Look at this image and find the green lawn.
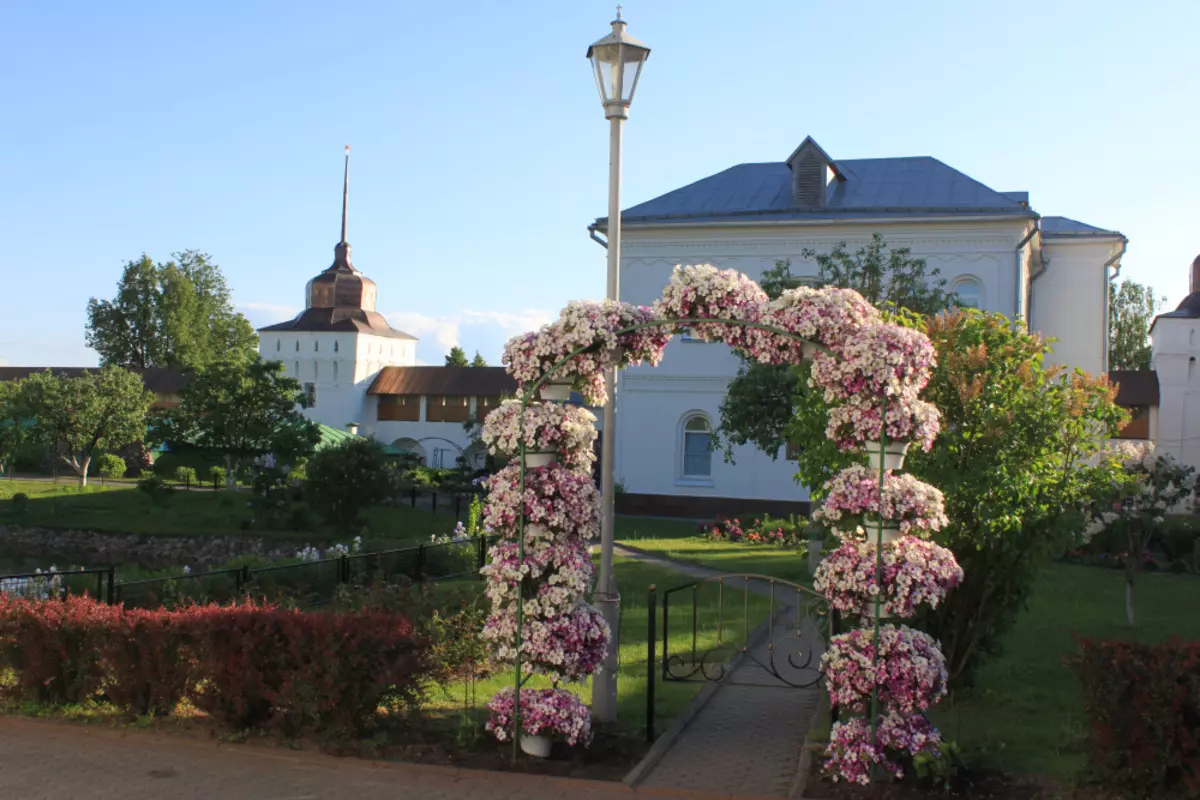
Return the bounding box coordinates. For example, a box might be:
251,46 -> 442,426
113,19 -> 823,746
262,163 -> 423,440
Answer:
428,555 -> 773,737
929,563 -> 1200,779
618,521 -> 812,585
0,479 -> 459,544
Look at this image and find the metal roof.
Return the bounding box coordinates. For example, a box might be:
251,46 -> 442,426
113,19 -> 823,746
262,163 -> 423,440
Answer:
0,366 -> 187,395
259,307 -> 416,340
1108,370 -> 1159,407
368,367 -> 517,396
596,156 -> 1039,228
1041,216 -> 1124,238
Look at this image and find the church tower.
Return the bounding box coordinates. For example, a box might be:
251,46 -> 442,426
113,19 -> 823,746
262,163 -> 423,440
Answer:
258,147 -> 417,431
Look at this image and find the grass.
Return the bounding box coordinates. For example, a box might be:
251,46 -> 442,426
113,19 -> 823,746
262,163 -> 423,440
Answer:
428,555 -> 773,737
929,562 -> 1200,780
0,479 -> 459,544
618,518 -> 813,585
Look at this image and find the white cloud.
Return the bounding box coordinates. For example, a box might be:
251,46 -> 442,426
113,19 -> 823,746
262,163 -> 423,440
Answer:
384,307 -> 554,361
0,357 -> 9,366
239,302 -> 300,326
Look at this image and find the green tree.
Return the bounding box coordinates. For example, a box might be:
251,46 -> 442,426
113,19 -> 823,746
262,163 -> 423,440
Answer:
86,250 -> 257,369
169,357 -> 320,490
1109,280 -> 1166,371
444,346 -> 470,367
718,235 -> 954,459
0,379 -> 32,478
23,366 -> 154,486
470,351 -> 488,367
306,437 -> 398,533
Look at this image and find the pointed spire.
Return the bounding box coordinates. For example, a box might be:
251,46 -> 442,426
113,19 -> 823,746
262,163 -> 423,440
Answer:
332,145 -> 353,271
341,144 -> 350,244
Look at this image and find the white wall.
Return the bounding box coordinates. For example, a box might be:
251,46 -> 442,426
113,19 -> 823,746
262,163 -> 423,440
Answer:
614,218 -> 1031,500
1032,237 -> 1122,376
1151,317 -> 1200,470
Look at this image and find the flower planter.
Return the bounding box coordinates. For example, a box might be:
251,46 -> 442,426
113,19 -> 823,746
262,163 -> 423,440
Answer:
864,440 -> 910,472
862,517 -> 902,546
524,452 -> 558,468
519,733 -> 552,758
539,382 -> 573,402
801,341 -> 822,360
524,522 -> 549,540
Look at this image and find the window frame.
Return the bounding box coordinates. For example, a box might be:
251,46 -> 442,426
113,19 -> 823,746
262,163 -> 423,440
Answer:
951,276 -> 984,309
678,412 -> 715,484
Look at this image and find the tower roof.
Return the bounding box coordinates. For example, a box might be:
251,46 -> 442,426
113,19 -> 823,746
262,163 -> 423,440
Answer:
259,147 -> 415,340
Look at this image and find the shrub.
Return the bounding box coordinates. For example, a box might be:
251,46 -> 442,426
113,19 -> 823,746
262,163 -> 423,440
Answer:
0,594 -> 120,705
307,438 -> 397,533
101,607 -> 194,717
10,492 -> 29,514
1070,636 -> 1200,798
137,474 -> 175,505
187,602 -> 430,736
173,466 -> 198,487
97,453 -> 127,481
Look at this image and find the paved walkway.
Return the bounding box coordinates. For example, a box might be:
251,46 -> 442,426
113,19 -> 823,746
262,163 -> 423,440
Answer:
0,718 -> 781,800
615,545 -> 826,799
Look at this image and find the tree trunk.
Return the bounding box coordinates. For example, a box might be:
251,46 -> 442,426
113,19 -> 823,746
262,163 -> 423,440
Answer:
79,456 -> 90,487
225,455 -> 238,492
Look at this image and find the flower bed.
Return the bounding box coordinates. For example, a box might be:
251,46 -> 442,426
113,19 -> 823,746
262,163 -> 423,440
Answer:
699,516 -> 806,547
813,466 -> 948,539
814,538 -> 962,618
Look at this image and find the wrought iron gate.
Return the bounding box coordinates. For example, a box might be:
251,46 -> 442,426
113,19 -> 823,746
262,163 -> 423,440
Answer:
644,573 -> 834,741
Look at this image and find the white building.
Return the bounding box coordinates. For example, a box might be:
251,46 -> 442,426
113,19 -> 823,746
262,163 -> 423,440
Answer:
594,137 -> 1129,516
1147,256 -> 1200,470
257,156 -> 526,470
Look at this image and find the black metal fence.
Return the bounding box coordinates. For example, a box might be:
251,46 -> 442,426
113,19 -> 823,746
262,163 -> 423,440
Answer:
0,535 -> 497,610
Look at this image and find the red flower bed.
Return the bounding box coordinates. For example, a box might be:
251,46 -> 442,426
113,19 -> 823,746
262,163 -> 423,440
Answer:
1069,636 -> 1200,798
0,595 -> 433,737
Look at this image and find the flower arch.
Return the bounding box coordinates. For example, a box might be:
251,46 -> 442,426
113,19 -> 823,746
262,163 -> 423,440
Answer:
478,265 -> 962,783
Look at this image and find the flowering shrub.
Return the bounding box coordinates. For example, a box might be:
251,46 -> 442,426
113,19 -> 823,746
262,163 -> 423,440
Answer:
481,602 -> 609,684
814,538 -> 962,619
826,398 -> 940,453
825,712 -> 942,785
486,687 -> 593,746
751,286 -> 881,364
813,466 -> 948,538
822,624 -> 948,715
482,462 -> 600,541
654,264 -> 767,350
296,535 -> 363,562
481,400 -> 598,474
0,593 -> 119,704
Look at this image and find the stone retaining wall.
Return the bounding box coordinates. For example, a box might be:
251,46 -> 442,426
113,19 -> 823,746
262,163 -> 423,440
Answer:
0,526 -> 298,570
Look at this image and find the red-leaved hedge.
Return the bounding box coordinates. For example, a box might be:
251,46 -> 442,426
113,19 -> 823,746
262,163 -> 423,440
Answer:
1070,636 -> 1200,798
0,595 -> 432,737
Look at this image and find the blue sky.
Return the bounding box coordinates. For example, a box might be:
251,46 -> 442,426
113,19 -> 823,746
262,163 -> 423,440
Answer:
1,1 -> 1197,367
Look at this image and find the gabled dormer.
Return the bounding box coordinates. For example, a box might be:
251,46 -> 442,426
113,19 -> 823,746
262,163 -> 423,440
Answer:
786,136 -> 843,208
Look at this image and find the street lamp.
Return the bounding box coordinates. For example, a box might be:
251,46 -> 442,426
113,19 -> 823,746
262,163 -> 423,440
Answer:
587,8 -> 650,724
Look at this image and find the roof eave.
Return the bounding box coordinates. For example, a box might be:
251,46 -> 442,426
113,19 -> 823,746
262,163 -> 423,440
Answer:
594,209 -> 1039,231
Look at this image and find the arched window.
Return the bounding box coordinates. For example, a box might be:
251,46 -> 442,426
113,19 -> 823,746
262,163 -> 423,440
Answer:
951,277 -> 983,309
681,415 -> 713,478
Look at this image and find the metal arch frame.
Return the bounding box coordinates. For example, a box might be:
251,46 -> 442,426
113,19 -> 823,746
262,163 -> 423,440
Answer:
507,316 -> 891,763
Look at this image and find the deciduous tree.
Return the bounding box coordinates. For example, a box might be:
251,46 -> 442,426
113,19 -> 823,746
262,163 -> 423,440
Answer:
86,251 -> 257,369
23,366 -> 154,486
169,357 -> 320,489
1109,280 -> 1165,371
0,379 -> 32,478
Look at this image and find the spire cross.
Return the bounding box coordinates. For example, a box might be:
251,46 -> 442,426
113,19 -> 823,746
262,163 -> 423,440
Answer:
341,145 -> 350,243
615,5 -> 623,20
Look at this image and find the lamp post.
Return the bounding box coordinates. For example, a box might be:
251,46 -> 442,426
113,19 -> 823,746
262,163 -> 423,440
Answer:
587,8 -> 650,724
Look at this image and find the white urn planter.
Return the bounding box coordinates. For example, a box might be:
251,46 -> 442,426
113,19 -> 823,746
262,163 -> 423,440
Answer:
864,440 -> 910,472
524,452 -> 558,468
524,523 -> 549,540
862,517 -> 902,546
520,734 -> 552,758
539,381 -> 572,402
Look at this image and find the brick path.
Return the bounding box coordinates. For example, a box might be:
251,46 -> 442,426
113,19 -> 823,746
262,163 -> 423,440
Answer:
615,545 -> 826,798
0,718 -> 779,800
